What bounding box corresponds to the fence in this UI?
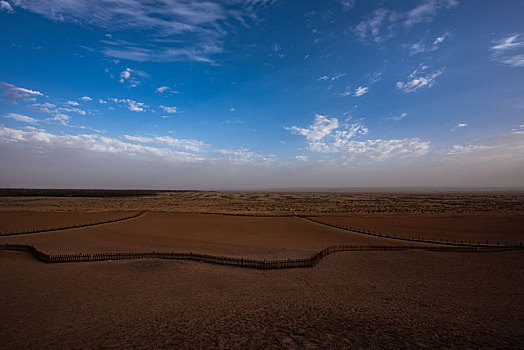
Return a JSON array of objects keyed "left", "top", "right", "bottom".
[
  {"left": 0, "top": 211, "right": 147, "bottom": 237},
  {"left": 300, "top": 216, "right": 519, "bottom": 248},
  {"left": 1, "top": 243, "right": 522, "bottom": 270}
]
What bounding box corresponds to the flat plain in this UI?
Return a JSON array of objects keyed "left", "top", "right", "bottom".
[{"left": 1, "top": 191, "right": 523, "bottom": 349}]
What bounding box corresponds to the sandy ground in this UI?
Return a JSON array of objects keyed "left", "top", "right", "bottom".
[
  {"left": 312, "top": 214, "right": 524, "bottom": 245},
  {"left": 1, "top": 193, "right": 523, "bottom": 349},
  {"left": 0, "top": 210, "right": 137, "bottom": 234},
  {"left": 1, "top": 249, "right": 523, "bottom": 349},
  {"left": 0, "top": 212, "right": 429, "bottom": 259}
]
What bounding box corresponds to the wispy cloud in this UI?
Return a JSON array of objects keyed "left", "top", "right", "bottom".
[
  {"left": 404, "top": 0, "right": 458, "bottom": 27},
  {"left": 159, "top": 105, "right": 178, "bottom": 114},
  {"left": 410, "top": 33, "right": 449, "bottom": 54},
  {"left": 295, "top": 155, "right": 308, "bottom": 162},
  {"left": 354, "top": 86, "right": 369, "bottom": 97},
  {"left": 336, "top": 0, "right": 355, "bottom": 10},
  {"left": 4, "top": 113, "right": 38, "bottom": 124},
  {"left": 491, "top": 34, "right": 524, "bottom": 51},
  {"left": 396, "top": 67, "right": 444, "bottom": 93},
  {"left": 354, "top": 1, "right": 457, "bottom": 42},
  {"left": 440, "top": 130, "right": 524, "bottom": 163},
  {"left": 80, "top": 96, "right": 92, "bottom": 101},
  {"left": 0, "top": 82, "right": 43, "bottom": 104},
  {"left": 318, "top": 73, "right": 346, "bottom": 82},
  {"left": 110, "top": 98, "right": 147, "bottom": 112},
  {"left": 451, "top": 123, "right": 467, "bottom": 131},
  {"left": 11, "top": 0, "right": 274, "bottom": 63},
  {"left": 0, "top": 0, "right": 13, "bottom": 13},
  {"left": 490, "top": 34, "right": 524, "bottom": 67},
  {"left": 387, "top": 112, "right": 408, "bottom": 121},
  {"left": 123, "top": 134, "right": 204, "bottom": 152},
  {"left": 215, "top": 147, "right": 275, "bottom": 164}
]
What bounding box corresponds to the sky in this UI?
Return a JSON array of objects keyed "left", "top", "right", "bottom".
[{"left": 0, "top": 0, "right": 523, "bottom": 190}]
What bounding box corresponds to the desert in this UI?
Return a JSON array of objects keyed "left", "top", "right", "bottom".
[{"left": 1, "top": 190, "right": 523, "bottom": 349}]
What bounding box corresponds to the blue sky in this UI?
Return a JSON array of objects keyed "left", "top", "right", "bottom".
[{"left": 0, "top": 0, "right": 523, "bottom": 189}]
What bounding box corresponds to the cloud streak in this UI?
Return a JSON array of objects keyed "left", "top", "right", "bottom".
[
  {"left": 396, "top": 67, "right": 444, "bottom": 93},
  {"left": 11, "top": 0, "right": 273, "bottom": 62},
  {"left": 490, "top": 34, "right": 524, "bottom": 67},
  {"left": 0, "top": 82, "right": 43, "bottom": 104}
]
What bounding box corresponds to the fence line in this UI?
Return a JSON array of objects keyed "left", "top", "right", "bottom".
[
  {"left": 1, "top": 243, "right": 522, "bottom": 270},
  {"left": 299, "top": 216, "right": 518, "bottom": 248},
  {"left": 0, "top": 211, "right": 147, "bottom": 237}
]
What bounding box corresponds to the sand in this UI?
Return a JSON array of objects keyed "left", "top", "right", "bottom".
[
  {"left": 0, "top": 210, "right": 137, "bottom": 234},
  {"left": 0, "top": 212, "right": 431, "bottom": 259},
  {"left": 311, "top": 214, "right": 524, "bottom": 245},
  {"left": 1, "top": 192, "right": 523, "bottom": 349},
  {"left": 1, "top": 250, "right": 523, "bottom": 349}
]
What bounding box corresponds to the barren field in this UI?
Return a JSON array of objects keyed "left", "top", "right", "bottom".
[
  {"left": 0, "top": 212, "right": 430, "bottom": 259},
  {"left": 1, "top": 192, "right": 523, "bottom": 349},
  {"left": 0, "top": 210, "right": 138, "bottom": 234},
  {"left": 311, "top": 214, "right": 524, "bottom": 245}
]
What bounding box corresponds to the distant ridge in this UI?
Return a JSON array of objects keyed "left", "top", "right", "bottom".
[
  {"left": 0, "top": 189, "right": 199, "bottom": 197},
  {"left": 261, "top": 187, "right": 524, "bottom": 194}
]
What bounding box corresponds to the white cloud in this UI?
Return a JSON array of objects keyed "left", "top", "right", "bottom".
[
  {"left": 4, "top": 113, "right": 38, "bottom": 124},
  {"left": 455, "top": 123, "right": 467, "bottom": 128},
  {"left": 286, "top": 114, "right": 339, "bottom": 141},
  {"left": 0, "top": 0, "right": 13, "bottom": 13},
  {"left": 111, "top": 98, "right": 147, "bottom": 112},
  {"left": 120, "top": 68, "right": 131, "bottom": 81},
  {"left": 119, "top": 68, "right": 141, "bottom": 86},
  {"left": 354, "top": 86, "right": 369, "bottom": 97},
  {"left": 66, "top": 100, "right": 79, "bottom": 106},
  {"left": 0, "top": 82, "right": 43, "bottom": 104},
  {"left": 396, "top": 68, "right": 444, "bottom": 93},
  {"left": 295, "top": 155, "right": 308, "bottom": 162},
  {"left": 80, "top": 96, "right": 92, "bottom": 101},
  {"left": 0, "top": 125, "right": 197, "bottom": 161},
  {"left": 123, "top": 135, "right": 204, "bottom": 152},
  {"left": 98, "top": 99, "right": 107, "bottom": 104},
  {"left": 286, "top": 114, "right": 429, "bottom": 162},
  {"left": 159, "top": 105, "right": 178, "bottom": 114},
  {"left": 512, "top": 125, "right": 524, "bottom": 135},
  {"left": 490, "top": 34, "right": 524, "bottom": 67}
]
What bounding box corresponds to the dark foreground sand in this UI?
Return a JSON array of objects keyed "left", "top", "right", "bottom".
[{"left": 1, "top": 249, "right": 523, "bottom": 349}]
